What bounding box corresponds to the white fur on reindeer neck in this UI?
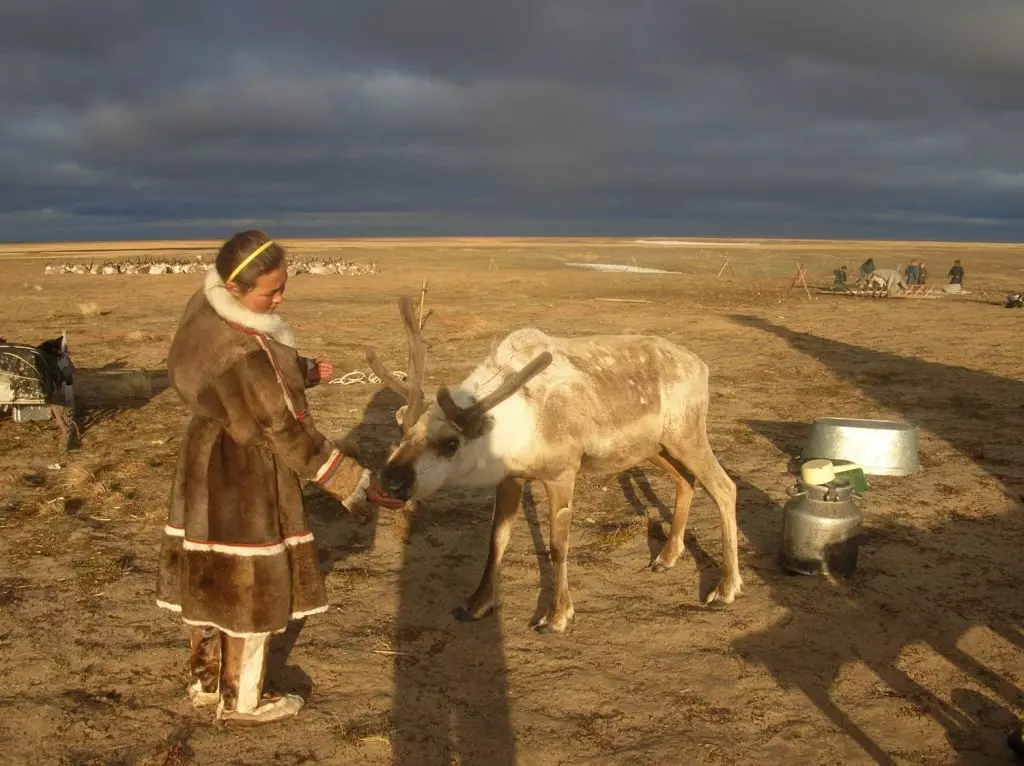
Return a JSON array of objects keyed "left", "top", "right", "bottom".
[{"left": 204, "top": 268, "right": 296, "bottom": 348}]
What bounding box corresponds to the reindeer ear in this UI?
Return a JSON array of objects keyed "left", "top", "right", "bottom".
[{"left": 395, "top": 404, "right": 408, "bottom": 426}]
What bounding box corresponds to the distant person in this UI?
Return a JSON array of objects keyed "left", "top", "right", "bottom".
[
  {"left": 832, "top": 265, "right": 848, "bottom": 289},
  {"left": 904, "top": 259, "right": 921, "bottom": 285},
  {"left": 858, "top": 258, "right": 876, "bottom": 282},
  {"left": 919, "top": 262, "right": 928, "bottom": 284},
  {"left": 948, "top": 260, "right": 965, "bottom": 285}
]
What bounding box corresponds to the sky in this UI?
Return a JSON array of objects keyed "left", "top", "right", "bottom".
[{"left": 2, "top": 1, "right": 1023, "bottom": 242}]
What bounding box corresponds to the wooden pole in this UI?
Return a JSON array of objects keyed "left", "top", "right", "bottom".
[
  {"left": 783, "top": 263, "right": 813, "bottom": 301},
  {"left": 783, "top": 264, "right": 799, "bottom": 300},
  {"left": 417, "top": 280, "right": 428, "bottom": 329}
]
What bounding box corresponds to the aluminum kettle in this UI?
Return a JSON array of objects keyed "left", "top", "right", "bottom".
[{"left": 779, "top": 478, "right": 862, "bottom": 577}]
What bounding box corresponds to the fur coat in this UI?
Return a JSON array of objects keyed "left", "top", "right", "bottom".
[{"left": 156, "top": 269, "right": 368, "bottom": 637}]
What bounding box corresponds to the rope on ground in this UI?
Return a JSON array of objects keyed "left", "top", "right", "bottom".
[{"left": 327, "top": 370, "right": 408, "bottom": 386}]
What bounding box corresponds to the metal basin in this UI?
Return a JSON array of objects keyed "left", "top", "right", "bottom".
[{"left": 802, "top": 417, "right": 919, "bottom": 476}]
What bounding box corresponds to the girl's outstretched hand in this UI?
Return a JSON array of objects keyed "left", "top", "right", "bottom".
[{"left": 315, "top": 356, "right": 333, "bottom": 381}]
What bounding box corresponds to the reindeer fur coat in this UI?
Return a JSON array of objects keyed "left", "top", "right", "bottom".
[{"left": 156, "top": 269, "right": 365, "bottom": 637}]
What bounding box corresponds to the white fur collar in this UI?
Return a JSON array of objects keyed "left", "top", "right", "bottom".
[{"left": 203, "top": 268, "right": 296, "bottom": 348}]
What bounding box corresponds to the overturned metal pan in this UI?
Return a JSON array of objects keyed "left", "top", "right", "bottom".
[{"left": 802, "top": 417, "right": 919, "bottom": 476}]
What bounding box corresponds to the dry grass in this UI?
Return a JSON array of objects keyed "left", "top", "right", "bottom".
[
  {"left": 77, "top": 301, "right": 102, "bottom": 317},
  {"left": 580, "top": 517, "right": 648, "bottom": 555},
  {"left": 55, "top": 458, "right": 145, "bottom": 520}
]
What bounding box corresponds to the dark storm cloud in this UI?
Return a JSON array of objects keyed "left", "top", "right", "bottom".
[{"left": 1, "top": 0, "right": 1022, "bottom": 241}]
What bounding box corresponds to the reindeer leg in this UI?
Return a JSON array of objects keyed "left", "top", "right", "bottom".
[
  {"left": 532, "top": 473, "right": 577, "bottom": 635},
  {"left": 647, "top": 451, "right": 695, "bottom": 573},
  {"left": 662, "top": 436, "right": 742, "bottom": 606},
  {"left": 454, "top": 477, "right": 524, "bottom": 622}
]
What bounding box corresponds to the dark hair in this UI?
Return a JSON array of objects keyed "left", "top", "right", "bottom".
[{"left": 215, "top": 229, "right": 286, "bottom": 289}]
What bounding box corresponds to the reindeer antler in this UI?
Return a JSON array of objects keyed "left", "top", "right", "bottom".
[
  {"left": 437, "top": 351, "right": 553, "bottom": 436},
  {"left": 364, "top": 295, "right": 427, "bottom": 433}
]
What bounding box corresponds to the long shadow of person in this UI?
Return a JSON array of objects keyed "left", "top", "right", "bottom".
[
  {"left": 388, "top": 484, "right": 518, "bottom": 766},
  {"left": 726, "top": 315, "right": 1024, "bottom": 764},
  {"left": 269, "top": 380, "right": 518, "bottom": 763}
]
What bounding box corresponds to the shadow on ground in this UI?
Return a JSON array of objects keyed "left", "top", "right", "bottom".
[
  {"left": 297, "top": 384, "right": 520, "bottom": 764},
  {"left": 74, "top": 363, "right": 171, "bottom": 432},
  {"left": 727, "top": 315, "right": 1023, "bottom": 764}
]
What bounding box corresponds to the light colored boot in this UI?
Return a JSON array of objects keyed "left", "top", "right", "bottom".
[
  {"left": 216, "top": 633, "right": 304, "bottom": 726},
  {"left": 216, "top": 693, "right": 305, "bottom": 725}
]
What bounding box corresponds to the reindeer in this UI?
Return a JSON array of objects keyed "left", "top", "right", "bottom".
[
  {"left": 365, "top": 297, "right": 742, "bottom": 634},
  {"left": 861, "top": 267, "right": 908, "bottom": 296}
]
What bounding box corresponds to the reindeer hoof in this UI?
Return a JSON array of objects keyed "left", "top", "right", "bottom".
[
  {"left": 530, "top": 611, "right": 573, "bottom": 635},
  {"left": 651, "top": 561, "right": 671, "bottom": 574},
  {"left": 703, "top": 577, "right": 742, "bottom": 607},
  {"left": 452, "top": 605, "right": 492, "bottom": 622}
]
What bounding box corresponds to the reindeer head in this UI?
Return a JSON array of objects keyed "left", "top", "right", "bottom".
[{"left": 365, "top": 297, "right": 551, "bottom": 502}]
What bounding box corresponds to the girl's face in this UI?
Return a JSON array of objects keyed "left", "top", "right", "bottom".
[{"left": 230, "top": 263, "right": 288, "bottom": 314}]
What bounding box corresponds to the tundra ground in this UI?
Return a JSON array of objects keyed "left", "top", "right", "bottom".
[{"left": 1, "top": 237, "right": 1021, "bottom": 765}]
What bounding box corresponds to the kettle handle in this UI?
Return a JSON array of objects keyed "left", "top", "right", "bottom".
[{"left": 785, "top": 486, "right": 806, "bottom": 498}]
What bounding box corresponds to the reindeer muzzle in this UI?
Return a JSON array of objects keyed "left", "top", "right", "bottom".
[{"left": 379, "top": 464, "right": 416, "bottom": 501}]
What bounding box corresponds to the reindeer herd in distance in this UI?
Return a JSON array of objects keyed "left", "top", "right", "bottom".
[{"left": 42, "top": 254, "right": 381, "bottom": 276}]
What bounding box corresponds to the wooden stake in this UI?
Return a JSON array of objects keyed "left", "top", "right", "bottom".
[
  {"left": 783, "top": 263, "right": 813, "bottom": 301},
  {"left": 717, "top": 256, "right": 736, "bottom": 278},
  {"left": 417, "top": 280, "right": 428, "bottom": 329}
]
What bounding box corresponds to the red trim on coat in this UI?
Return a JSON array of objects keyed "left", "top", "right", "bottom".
[{"left": 315, "top": 451, "right": 343, "bottom": 485}]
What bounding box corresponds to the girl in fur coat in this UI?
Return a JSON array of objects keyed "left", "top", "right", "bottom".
[{"left": 156, "top": 230, "right": 402, "bottom": 725}]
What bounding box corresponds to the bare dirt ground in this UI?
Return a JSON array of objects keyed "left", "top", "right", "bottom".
[{"left": 1, "top": 237, "right": 1022, "bottom": 766}]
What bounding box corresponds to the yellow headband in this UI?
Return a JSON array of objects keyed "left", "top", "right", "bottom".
[{"left": 227, "top": 240, "right": 276, "bottom": 283}]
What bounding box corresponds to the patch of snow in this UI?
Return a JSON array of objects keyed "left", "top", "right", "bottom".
[
  {"left": 634, "top": 239, "right": 757, "bottom": 247},
  {"left": 566, "top": 262, "right": 681, "bottom": 275}
]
